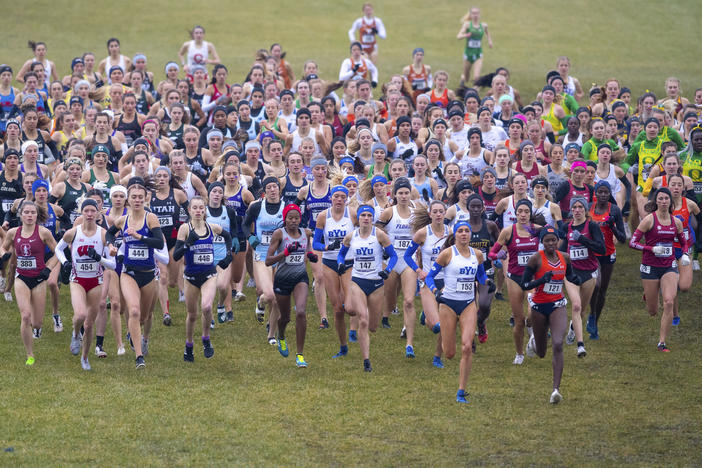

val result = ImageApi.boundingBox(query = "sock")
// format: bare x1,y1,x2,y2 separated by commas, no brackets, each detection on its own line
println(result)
363,358,371,367
432,322,441,334
202,336,210,343
217,305,225,313
340,345,348,353
96,336,104,347
577,341,584,347
185,341,193,348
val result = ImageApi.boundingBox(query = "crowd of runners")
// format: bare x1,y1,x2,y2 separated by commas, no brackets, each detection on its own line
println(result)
0,3,700,404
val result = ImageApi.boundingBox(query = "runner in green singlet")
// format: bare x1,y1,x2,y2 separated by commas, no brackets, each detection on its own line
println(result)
456,7,492,85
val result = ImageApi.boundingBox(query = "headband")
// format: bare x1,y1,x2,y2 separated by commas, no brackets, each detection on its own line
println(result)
283,203,301,220
498,94,513,104
644,117,660,128
165,61,179,72
542,85,556,94
311,157,328,168
74,79,90,92
339,157,354,167
110,185,127,197
81,199,98,211
0,64,12,75
396,115,412,127
71,58,84,70
21,140,38,154
342,175,358,186
565,143,581,153
357,205,375,218
371,142,387,155
515,198,533,212
569,196,588,211
154,165,171,176
480,166,497,181
108,65,123,76
519,140,535,152
432,118,447,129
133,53,146,62
330,185,349,197
208,129,224,140
5,119,20,130
455,179,472,194
393,177,412,194
92,144,110,156
597,143,612,153
262,176,279,190
208,181,225,195
531,176,548,188
571,160,587,170
453,220,471,235
32,179,49,195
371,175,387,186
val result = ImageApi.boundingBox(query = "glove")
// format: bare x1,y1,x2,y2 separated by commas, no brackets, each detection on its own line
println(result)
434,288,444,304
371,27,378,34
411,83,419,90
306,252,318,263
680,254,691,266
571,230,582,241
0,251,11,269
327,239,341,251
378,269,389,280
496,249,508,260
652,245,666,256
337,263,347,275
493,259,503,268
249,235,260,249
60,261,72,284
487,279,496,294
400,148,414,160
232,237,240,254
643,163,652,173
606,216,616,227
371,81,377,88
284,241,301,256
186,228,200,247
217,252,233,269
352,63,360,72
628,164,638,175
542,271,554,282
86,247,102,262
39,267,51,281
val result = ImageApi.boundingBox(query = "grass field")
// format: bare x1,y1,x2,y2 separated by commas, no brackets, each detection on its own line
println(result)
1,1,702,466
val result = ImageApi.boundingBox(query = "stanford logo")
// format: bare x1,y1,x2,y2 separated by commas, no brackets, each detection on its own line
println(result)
22,245,30,256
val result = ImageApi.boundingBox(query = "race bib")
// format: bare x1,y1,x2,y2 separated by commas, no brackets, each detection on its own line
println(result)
693,182,702,194
456,279,474,293
362,34,374,44
393,238,412,250
17,256,37,270
640,264,651,274
517,251,534,266
128,247,148,260
70,211,80,223
213,235,225,244
286,253,304,265
569,246,588,260
468,39,481,48
260,232,273,246
2,200,13,212
356,256,375,273
544,280,563,295
76,260,99,277
412,79,426,89
655,243,673,258
158,216,172,227
194,252,213,265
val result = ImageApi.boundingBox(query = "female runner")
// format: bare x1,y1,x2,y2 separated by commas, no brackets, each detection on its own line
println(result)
55,200,116,370
173,196,232,362
531,177,562,228
337,204,397,372
520,226,580,404
494,173,531,229
177,25,221,77
105,178,165,369
266,204,318,368
629,188,688,352
0,201,56,365
223,160,254,303
426,220,490,403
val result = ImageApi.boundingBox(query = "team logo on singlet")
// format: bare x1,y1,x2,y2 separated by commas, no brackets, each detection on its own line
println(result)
194,54,204,64
21,245,30,256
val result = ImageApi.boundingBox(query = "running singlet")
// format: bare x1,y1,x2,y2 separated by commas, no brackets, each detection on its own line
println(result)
672,200,691,252
421,224,448,279
359,19,378,53
274,228,308,279
430,89,449,108
506,224,539,276
531,251,567,303
150,190,180,241
254,200,283,262
184,223,215,276
385,205,413,254
442,246,479,302
407,65,429,91
349,227,384,280
206,205,231,262
641,212,678,269
589,203,616,257
322,207,353,261
567,221,598,271
225,186,247,239
14,224,45,277
70,225,104,279
305,184,332,230
122,215,155,270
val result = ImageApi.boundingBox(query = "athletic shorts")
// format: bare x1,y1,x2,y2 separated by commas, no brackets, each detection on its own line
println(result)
184,268,217,289
166,236,177,252
463,50,483,63
274,271,309,296
596,253,617,266
419,278,445,291
16,273,46,290
72,275,103,294
440,297,474,316
352,276,383,296
391,255,409,275
640,263,678,280
237,238,248,252
322,258,353,274
529,296,567,317
122,267,156,288
573,268,598,284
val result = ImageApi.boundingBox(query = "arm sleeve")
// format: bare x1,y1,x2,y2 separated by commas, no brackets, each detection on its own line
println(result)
49,195,59,204
476,262,487,285
367,60,379,83
99,248,116,271
403,241,421,272
425,261,443,291
242,201,262,238
339,59,354,81
55,238,69,264
553,180,570,203
610,205,627,243
154,244,170,264
140,226,165,249
227,207,239,236
200,94,215,113
221,229,232,252
383,244,398,272
337,244,349,265
520,265,548,290
375,18,387,38
576,222,605,255
488,241,504,260
172,239,187,261
313,227,326,251
348,19,359,41
105,225,120,245
629,228,651,252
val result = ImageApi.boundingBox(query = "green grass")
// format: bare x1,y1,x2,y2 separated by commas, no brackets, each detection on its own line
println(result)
2,1,702,465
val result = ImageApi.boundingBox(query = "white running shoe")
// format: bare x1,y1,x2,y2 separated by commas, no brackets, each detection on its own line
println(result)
624,223,632,239
4,292,12,302
117,346,126,356
95,346,107,358
392,307,399,315
566,321,575,345
577,345,587,358
235,291,246,302
693,259,700,271
0,276,6,292
513,354,525,365
550,389,563,404
526,334,536,358
70,333,82,355
178,290,185,302
246,278,256,288
81,357,91,371
53,315,63,333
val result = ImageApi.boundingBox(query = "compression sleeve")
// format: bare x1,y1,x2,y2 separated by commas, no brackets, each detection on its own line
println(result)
55,238,69,264
629,229,651,252
476,262,487,285
172,240,186,261
383,244,397,272
610,206,627,243
574,222,606,255
99,247,116,271
337,244,349,265
488,241,504,261
200,94,215,113
403,241,421,272
140,226,165,249
242,201,262,238
221,230,232,252
154,243,170,264
313,228,326,251
425,261,443,292
105,225,120,245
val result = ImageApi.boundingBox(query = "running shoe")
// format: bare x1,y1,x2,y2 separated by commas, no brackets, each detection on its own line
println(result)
203,339,214,358
33,328,42,339
381,317,391,329
391,307,399,315
295,354,307,368
268,337,277,346
278,337,289,357
210,319,215,330
95,345,107,358
70,333,82,355
135,356,146,369
0,276,5,292
586,315,596,336
657,343,670,352
311,279,315,293
81,357,91,371
509,316,515,327
246,278,256,288
672,316,680,326
526,334,536,358
117,346,126,356
432,322,441,334
25,356,35,366
217,306,226,323
456,390,469,404
693,259,700,271
127,332,134,351
432,356,444,369
226,311,234,322
348,330,357,343
178,290,185,302
363,359,372,372
255,298,265,323
184,345,194,362
4,291,13,302
53,314,63,333
624,223,632,239
333,345,348,358
589,329,600,340
549,389,563,404
477,323,488,343
405,345,415,359
577,345,587,357
513,354,525,365
319,318,330,330
141,338,149,357
234,291,246,302
163,313,172,326
419,311,425,326
566,321,576,345
400,326,407,338
494,292,505,301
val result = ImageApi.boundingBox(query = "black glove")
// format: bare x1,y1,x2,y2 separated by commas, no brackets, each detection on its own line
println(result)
352,63,360,72
217,252,233,269
116,254,124,265
487,279,496,294
39,267,51,281
86,247,102,262
371,27,378,35
434,288,444,304
60,261,72,284
378,269,389,280
327,239,341,251
337,263,347,275
186,228,199,247
306,252,318,263
571,230,582,241
542,271,553,282
411,83,419,90
371,81,377,88
0,251,11,270
606,216,616,228
400,148,414,160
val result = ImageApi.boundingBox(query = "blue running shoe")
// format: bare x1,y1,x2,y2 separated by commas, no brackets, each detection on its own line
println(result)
432,356,444,369
332,345,348,358
420,311,426,326
278,338,289,357
589,331,599,340
456,389,469,404
203,338,214,358
672,316,680,326
586,315,596,335
348,330,357,343
363,359,372,372
405,345,415,359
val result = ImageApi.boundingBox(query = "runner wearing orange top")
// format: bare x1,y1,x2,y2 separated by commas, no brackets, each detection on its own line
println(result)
348,3,386,64
403,48,432,103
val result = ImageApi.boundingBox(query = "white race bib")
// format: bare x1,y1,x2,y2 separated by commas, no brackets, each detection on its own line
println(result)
456,279,474,293
362,34,374,43
128,247,148,259
655,243,673,258
17,256,37,270
569,246,588,260
356,256,375,273
213,235,225,244
2,200,13,212
544,280,563,295
194,252,213,265
260,232,273,246
517,252,534,266
693,183,702,194
70,211,80,223
285,253,304,265
76,260,99,277
393,238,412,250
158,216,172,227
468,39,481,48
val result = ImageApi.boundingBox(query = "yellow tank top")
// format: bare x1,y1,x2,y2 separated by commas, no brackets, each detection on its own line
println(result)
636,139,662,188
542,103,564,133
